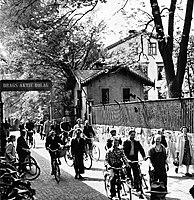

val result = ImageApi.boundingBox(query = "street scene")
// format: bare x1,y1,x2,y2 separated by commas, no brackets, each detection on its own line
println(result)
0,0,194,200
3,130,194,200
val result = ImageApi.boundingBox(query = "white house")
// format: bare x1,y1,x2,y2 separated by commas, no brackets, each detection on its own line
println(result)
105,30,166,100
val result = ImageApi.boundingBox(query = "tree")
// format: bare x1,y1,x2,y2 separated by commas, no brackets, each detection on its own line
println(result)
150,0,194,98
0,0,105,119
77,0,194,98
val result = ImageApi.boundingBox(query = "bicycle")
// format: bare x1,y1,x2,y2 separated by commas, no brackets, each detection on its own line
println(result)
47,147,61,183
129,159,148,198
104,165,132,200
0,156,40,181
85,137,100,161
0,167,36,200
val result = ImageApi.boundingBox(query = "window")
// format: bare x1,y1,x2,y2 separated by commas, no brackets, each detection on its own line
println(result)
148,42,157,55
123,88,130,102
102,88,109,104
157,63,164,81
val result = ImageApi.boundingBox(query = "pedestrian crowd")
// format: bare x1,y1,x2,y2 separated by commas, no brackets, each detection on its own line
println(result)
2,116,194,199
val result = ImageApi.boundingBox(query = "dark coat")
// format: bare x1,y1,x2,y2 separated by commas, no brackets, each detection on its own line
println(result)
71,137,85,156
123,139,146,161
83,125,95,138
45,135,62,150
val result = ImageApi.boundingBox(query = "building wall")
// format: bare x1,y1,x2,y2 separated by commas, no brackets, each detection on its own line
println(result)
86,71,144,105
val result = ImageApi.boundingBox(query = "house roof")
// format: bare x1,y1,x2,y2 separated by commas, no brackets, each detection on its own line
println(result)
74,64,154,87
105,30,156,50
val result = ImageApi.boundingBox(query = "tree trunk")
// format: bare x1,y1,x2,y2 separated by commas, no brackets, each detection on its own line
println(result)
150,0,194,98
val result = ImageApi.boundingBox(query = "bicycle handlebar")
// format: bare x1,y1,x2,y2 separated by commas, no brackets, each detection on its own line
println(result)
128,156,149,164
108,165,126,171
47,147,59,152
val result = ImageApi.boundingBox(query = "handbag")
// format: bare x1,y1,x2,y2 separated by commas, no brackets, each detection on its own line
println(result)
59,148,66,157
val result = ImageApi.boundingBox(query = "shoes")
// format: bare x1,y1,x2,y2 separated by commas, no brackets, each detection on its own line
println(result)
175,167,178,173
139,194,144,199
78,175,86,180
108,193,116,199
75,175,79,179
185,173,192,177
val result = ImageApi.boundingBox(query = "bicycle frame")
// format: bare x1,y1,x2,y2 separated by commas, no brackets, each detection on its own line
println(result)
130,160,148,196
47,148,60,183
105,166,132,200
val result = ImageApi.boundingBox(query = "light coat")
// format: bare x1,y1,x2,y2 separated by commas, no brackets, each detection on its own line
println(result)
176,133,193,165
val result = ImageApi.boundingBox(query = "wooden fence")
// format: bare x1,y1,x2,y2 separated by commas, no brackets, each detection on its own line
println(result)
91,97,194,132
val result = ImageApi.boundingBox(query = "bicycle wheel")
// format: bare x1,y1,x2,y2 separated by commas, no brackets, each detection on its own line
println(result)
64,148,74,167
84,154,92,170
54,161,60,183
24,163,41,181
25,156,37,165
92,144,100,161
104,173,111,198
120,182,132,200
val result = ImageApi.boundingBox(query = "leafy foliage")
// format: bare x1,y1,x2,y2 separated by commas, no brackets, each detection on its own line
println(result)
0,0,106,120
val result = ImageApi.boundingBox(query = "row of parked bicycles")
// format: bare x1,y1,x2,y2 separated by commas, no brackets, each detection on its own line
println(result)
0,152,40,200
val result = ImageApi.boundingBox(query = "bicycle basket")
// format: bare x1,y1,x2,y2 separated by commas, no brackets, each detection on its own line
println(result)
59,148,66,157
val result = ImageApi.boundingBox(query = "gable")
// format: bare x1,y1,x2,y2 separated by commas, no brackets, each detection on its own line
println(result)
74,65,154,87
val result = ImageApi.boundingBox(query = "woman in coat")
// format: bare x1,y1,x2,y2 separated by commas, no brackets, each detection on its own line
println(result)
176,126,193,177
5,135,16,163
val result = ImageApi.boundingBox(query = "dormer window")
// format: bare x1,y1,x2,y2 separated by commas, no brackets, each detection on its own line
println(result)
148,42,157,55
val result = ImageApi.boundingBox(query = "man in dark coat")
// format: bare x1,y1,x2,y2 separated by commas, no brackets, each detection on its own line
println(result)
16,129,30,164
71,128,86,180
123,130,146,196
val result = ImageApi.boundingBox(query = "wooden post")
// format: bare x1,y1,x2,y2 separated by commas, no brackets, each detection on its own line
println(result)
0,91,5,156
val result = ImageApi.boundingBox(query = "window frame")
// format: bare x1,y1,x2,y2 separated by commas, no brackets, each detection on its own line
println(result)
148,42,157,56
101,88,109,104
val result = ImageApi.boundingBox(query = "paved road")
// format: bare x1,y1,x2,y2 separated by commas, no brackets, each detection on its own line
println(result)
11,131,194,200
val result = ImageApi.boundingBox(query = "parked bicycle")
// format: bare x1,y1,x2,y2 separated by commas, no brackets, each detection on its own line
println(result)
47,147,61,183
104,165,132,200
0,167,36,200
0,155,40,181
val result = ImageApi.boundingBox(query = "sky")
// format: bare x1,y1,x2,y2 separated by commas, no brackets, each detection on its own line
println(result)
92,0,194,46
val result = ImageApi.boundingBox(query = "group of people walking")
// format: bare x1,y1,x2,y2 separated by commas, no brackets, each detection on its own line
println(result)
104,126,194,199
3,116,194,199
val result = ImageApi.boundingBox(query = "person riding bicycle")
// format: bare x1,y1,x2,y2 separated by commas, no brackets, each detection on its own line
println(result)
60,117,72,144
72,118,84,138
123,130,146,198
105,129,122,150
105,136,130,199
45,125,63,175
25,118,35,145
83,120,95,155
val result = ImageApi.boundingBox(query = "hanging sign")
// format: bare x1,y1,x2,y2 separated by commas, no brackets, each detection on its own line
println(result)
0,80,52,91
